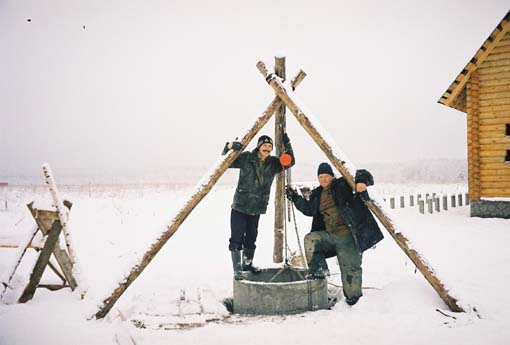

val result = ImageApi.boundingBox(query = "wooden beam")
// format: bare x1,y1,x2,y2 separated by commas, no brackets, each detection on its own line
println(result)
256,60,466,313
273,56,286,263
18,219,63,303
94,95,281,320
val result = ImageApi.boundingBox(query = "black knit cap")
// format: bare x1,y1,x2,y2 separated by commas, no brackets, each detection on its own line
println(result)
317,162,334,177
256,135,273,149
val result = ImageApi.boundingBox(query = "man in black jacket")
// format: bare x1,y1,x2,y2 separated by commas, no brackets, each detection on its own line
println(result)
286,162,383,305
225,134,295,280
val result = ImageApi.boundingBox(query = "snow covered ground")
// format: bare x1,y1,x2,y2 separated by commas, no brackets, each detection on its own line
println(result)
1,182,509,345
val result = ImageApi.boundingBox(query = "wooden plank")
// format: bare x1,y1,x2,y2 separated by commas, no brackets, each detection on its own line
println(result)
478,65,510,75
478,71,510,81
480,146,510,155
480,175,510,182
479,149,508,157
479,123,507,132
485,51,510,61
479,98,510,107
94,95,282,320
479,90,510,100
480,169,510,177
481,181,510,189
480,156,507,163
492,45,510,54
479,104,510,112
480,78,510,88
256,60,465,313
480,162,510,169
480,188,510,197
479,137,510,145
478,130,510,138
479,114,510,122
18,220,63,303
273,55,286,264
480,59,510,69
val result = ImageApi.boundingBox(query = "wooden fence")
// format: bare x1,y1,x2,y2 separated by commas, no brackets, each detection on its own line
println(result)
385,192,469,214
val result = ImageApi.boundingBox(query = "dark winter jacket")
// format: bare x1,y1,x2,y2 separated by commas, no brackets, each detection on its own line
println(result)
230,141,295,215
292,170,383,253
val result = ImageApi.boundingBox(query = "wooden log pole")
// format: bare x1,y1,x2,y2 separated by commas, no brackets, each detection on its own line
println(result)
451,195,457,208
256,60,465,313
400,196,405,208
390,197,395,209
94,96,282,319
443,196,448,211
273,56,286,263
419,200,425,214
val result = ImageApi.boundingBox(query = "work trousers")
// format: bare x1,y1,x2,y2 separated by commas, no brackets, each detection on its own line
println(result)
304,229,362,299
229,208,260,251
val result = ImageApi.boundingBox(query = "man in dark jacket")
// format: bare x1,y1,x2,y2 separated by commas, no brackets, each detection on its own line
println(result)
286,162,383,305
225,133,295,280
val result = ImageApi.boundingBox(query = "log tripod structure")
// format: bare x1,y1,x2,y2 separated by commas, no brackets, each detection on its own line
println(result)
0,201,77,303
94,57,466,319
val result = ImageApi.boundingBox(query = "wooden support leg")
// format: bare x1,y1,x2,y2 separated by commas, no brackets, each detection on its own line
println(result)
94,96,281,319
18,220,63,303
256,60,465,313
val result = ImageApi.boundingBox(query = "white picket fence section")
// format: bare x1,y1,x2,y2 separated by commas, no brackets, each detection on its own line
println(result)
383,192,469,214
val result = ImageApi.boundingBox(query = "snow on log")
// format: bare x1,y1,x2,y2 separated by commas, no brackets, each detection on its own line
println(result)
42,163,87,297
256,60,466,313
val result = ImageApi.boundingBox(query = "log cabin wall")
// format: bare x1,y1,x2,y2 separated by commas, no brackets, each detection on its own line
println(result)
466,71,481,200
477,31,510,198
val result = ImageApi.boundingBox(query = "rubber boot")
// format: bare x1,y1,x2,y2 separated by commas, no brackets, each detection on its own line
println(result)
230,250,244,280
242,248,262,273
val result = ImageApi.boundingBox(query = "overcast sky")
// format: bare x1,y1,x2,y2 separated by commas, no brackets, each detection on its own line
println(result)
1,0,509,180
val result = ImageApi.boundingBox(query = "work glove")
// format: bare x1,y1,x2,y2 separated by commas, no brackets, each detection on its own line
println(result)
357,190,370,202
221,141,243,155
285,186,299,202
282,132,291,145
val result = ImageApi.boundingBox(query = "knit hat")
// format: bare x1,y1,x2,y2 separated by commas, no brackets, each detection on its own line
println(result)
256,135,273,149
317,162,334,177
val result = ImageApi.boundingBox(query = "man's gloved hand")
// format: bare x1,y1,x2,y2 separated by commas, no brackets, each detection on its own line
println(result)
357,190,370,202
221,141,243,155
285,186,298,201
282,132,290,145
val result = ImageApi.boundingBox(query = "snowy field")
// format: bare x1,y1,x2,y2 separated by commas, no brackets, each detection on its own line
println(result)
0,182,509,345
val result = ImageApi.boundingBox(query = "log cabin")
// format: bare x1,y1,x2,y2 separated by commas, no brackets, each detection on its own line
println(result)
438,10,510,218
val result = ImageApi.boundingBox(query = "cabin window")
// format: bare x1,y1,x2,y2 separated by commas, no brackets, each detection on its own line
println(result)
506,124,510,136
506,150,510,163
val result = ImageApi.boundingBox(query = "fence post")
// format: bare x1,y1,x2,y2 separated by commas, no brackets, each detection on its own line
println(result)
465,193,470,205
419,200,425,214
458,194,463,207
400,196,405,208
409,195,414,207
427,198,433,214
442,196,448,211
451,195,456,208
390,197,395,209
434,197,440,212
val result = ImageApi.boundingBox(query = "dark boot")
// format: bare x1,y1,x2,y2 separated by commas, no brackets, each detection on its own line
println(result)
242,248,262,273
231,250,244,280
